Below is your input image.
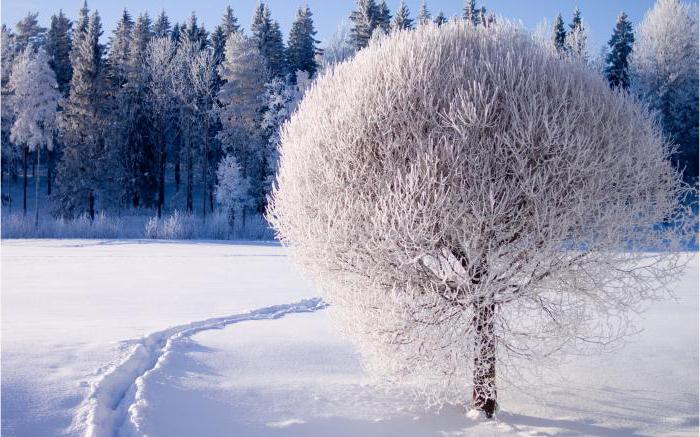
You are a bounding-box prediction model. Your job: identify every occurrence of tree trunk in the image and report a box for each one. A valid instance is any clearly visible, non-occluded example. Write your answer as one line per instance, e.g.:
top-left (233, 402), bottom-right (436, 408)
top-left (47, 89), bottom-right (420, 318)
top-left (88, 190), bottom-right (95, 221)
top-left (35, 147), bottom-right (41, 229)
top-left (186, 133), bottom-right (193, 214)
top-left (472, 301), bottom-right (497, 418)
top-left (202, 121), bottom-right (208, 221)
top-left (47, 148), bottom-right (52, 195)
top-left (158, 141), bottom-right (165, 219)
top-left (23, 146), bottom-right (28, 216)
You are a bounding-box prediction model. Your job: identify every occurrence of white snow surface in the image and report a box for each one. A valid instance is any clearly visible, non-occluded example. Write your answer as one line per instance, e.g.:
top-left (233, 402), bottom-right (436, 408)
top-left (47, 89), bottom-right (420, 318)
top-left (1, 240), bottom-right (698, 436)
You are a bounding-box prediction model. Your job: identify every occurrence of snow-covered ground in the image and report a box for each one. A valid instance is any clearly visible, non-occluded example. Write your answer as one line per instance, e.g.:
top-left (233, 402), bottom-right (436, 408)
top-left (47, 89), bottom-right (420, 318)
top-left (1, 240), bottom-right (698, 436)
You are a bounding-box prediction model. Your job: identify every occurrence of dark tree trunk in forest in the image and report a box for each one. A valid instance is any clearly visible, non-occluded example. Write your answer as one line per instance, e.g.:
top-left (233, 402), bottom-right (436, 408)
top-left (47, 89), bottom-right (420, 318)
top-left (186, 134), bottom-right (193, 213)
top-left (472, 301), bottom-right (497, 418)
top-left (47, 148), bottom-right (52, 195)
top-left (22, 147), bottom-right (28, 215)
top-left (88, 190), bottom-right (95, 221)
top-left (158, 143), bottom-right (166, 219)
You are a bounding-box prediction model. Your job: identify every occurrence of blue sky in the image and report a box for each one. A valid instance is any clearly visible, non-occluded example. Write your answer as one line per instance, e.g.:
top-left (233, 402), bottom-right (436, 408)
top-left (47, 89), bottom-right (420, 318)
top-left (0, 0), bottom-right (667, 52)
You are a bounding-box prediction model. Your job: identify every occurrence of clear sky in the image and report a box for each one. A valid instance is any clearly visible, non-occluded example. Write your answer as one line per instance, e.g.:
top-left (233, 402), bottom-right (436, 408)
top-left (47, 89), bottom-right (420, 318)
top-left (0, 0), bottom-right (676, 53)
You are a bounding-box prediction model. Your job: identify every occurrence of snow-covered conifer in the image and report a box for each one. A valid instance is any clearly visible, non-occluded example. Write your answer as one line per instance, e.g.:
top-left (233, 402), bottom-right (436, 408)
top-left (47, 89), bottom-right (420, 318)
top-left (392, 1), bottom-right (413, 31)
top-left (15, 12), bottom-right (46, 51)
top-left (434, 12), bottom-right (448, 27)
top-left (55, 11), bottom-right (108, 218)
top-left (251, 3), bottom-right (286, 78)
top-left (46, 10), bottom-right (73, 95)
top-left (350, 0), bottom-right (379, 49)
top-left (287, 6), bottom-right (320, 80)
top-left (153, 11), bottom-right (171, 39)
top-left (463, 0), bottom-right (479, 26)
top-left (376, 1), bottom-right (392, 34)
top-left (417, 1), bottom-right (432, 26)
top-left (221, 6), bottom-right (241, 37)
top-left (552, 13), bottom-right (567, 55)
top-left (215, 154), bottom-right (252, 227)
top-left (269, 22), bottom-right (693, 417)
top-left (566, 7), bottom-right (587, 60)
top-left (605, 12), bottom-right (634, 90)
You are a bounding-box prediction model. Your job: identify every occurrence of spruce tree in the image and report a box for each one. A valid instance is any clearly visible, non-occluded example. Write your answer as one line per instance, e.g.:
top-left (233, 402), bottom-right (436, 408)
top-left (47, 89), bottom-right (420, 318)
top-left (55, 11), bottom-right (108, 218)
top-left (210, 26), bottom-right (227, 64)
top-left (15, 12), bottom-right (46, 50)
top-left (552, 14), bottom-right (567, 55)
top-left (434, 11), bottom-right (447, 27)
top-left (251, 3), bottom-right (286, 78)
top-left (376, 1), bottom-right (392, 34)
top-left (181, 13), bottom-right (208, 49)
top-left (287, 6), bottom-right (320, 79)
top-left (417, 1), bottom-right (431, 26)
top-left (221, 6), bottom-right (241, 36)
top-left (108, 9), bottom-right (133, 88)
top-left (605, 12), bottom-right (634, 90)
top-left (46, 10), bottom-right (72, 95)
top-left (464, 0), bottom-right (479, 26)
top-left (153, 11), bottom-right (171, 38)
top-left (349, 0), bottom-right (379, 49)
top-left (1, 26), bottom-right (19, 204)
top-left (392, 1), bottom-right (413, 31)
top-left (171, 23), bottom-right (181, 45)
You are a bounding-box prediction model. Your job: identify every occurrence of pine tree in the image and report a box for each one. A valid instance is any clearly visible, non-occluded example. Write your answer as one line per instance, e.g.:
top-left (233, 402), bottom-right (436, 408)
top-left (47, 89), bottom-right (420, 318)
top-left (56, 11), bottom-right (108, 218)
top-left (46, 10), bottom-right (72, 95)
top-left (464, 0), bottom-right (479, 26)
top-left (251, 3), bottom-right (286, 78)
top-left (153, 11), bottom-right (171, 38)
top-left (210, 25), bottom-right (226, 64)
top-left (221, 6), bottom-right (241, 36)
top-left (567, 7), bottom-right (587, 59)
top-left (287, 6), bottom-right (320, 79)
top-left (349, 0), bottom-right (379, 49)
top-left (376, 1), bottom-right (392, 34)
top-left (552, 14), bottom-right (567, 55)
top-left (434, 11), bottom-right (448, 27)
top-left (417, 1), bottom-right (431, 26)
top-left (1, 25), bottom-right (19, 206)
top-left (605, 12), bottom-right (634, 90)
top-left (392, 1), bottom-right (413, 31)
top-left (8, 48), bottom-right (60, 226)
top-left (15, 12), bottom-right (46, 51)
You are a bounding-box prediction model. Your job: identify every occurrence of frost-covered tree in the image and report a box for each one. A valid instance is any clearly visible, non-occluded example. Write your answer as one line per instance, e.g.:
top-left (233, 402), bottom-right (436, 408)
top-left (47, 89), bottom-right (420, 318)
top-left (287, 6), bottom-right (320, 80)
top-left (8, 48), bottom-right (60, 226)
top-left (251, 3), bottom-right (286, 78)
top-left (632, 0), bottom-right (699, 185)
top-left (55, 11), bottom-right (108, 218)
top-left (107, 9), bottom-right (133, 89)
top-left (153, 11), bottom-right (171, 39)
top-left (392, 1), bottom-right (413, 31)
top-left (417, 1), bottom-right (432, 26)
top-left (217, 33), bottom-right (267, 215)
top-left (552, 13), bottom-right (567, 55)
top-left (221, 6), bottom-right (241, 36)
top-left (319, 21), bottom-right (356, 70)
top-left (463, 0), bottom-right (479, 26)
top-left (269, 22), bottom-right (693, 418)
top-left (215, 154), bottom-right (252, 227)
top-left (376, 1), bottom-right (392, 34)
top-left (350, 0), bottom-right (379, 49)
top-left (46, 10), bottom-right (73, 95)
top-left (144, 37), bottom-right (176, 217)
top-left (605, 12), bottom-right (634, 90)
top-left (181, 13), bottom-right (208, 49)
top-left (566, 7), bottom-right (587, 60)
top-left (1, 25), bottom-right (19, 204)
top-left (434, 12), bottom-right (448, 27)
top-left (15, 12), bottom-right (46, 51)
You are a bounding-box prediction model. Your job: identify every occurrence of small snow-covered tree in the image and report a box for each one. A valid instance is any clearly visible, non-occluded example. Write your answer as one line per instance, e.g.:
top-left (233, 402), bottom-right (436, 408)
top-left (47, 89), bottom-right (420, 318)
top-left (552, 14), bottom-right (567, 55)
top-left (287, 6), bottom-right (320, 80)
top-left (269, 22), bottom-right (693, 418)
top-left (9, 48), bottom-right (60, 227)
top-left (631, 0), bottom-right (699, 185)
top-left (319, 21), bottom-right (356, 70)
top-left (417, 1), bottom-right (432, 27)
top-left (215, 154), bottom-right (252, 227)
top-left (434, 12), bottom-right (448, 27)
top-left (566, 8), bottom-right (587, 61)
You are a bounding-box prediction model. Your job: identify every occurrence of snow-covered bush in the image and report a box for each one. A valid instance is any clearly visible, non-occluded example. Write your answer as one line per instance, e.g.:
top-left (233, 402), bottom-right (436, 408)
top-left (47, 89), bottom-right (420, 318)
top-left (1, 211), bottom-right (125, 238)
top-left (268, 21), bottom-right (694, 416)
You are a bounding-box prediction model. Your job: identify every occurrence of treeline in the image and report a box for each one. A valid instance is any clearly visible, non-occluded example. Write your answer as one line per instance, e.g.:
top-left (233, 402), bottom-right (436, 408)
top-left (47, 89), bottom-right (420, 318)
top-left (1, 1), bottom-right (319, 225)
top-left (0, 0), bottom-right (697, 229)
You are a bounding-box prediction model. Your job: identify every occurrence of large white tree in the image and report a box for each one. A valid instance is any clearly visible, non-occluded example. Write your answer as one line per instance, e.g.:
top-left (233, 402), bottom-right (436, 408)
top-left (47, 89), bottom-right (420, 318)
top-left (631, 0), bottom-right (699, 184)
top-left (268, 22), bottom-right (693, 417)
top-left (8, 48), bottom-right (60, 227)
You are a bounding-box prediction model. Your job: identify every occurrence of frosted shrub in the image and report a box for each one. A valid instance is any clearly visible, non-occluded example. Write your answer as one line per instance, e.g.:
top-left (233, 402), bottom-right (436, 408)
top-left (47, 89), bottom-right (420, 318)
top-left (268, 22), bottom-right (694, 416)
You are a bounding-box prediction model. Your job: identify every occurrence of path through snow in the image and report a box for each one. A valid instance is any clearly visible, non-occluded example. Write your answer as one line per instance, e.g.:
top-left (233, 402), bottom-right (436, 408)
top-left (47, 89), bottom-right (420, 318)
top-left (71, 298), bottom-right (327, 437)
